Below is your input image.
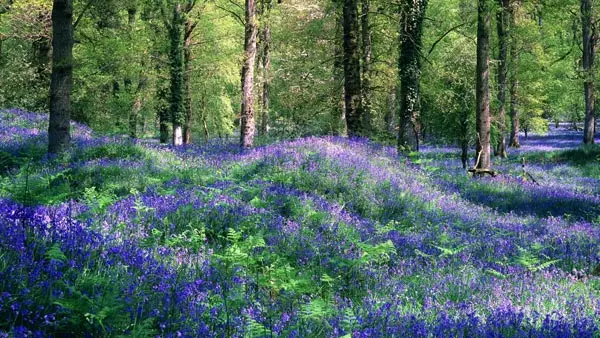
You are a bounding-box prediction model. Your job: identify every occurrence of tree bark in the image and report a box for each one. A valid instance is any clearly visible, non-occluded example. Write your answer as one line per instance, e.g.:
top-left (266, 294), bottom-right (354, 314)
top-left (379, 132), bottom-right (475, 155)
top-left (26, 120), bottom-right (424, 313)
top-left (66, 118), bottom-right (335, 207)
top-left (240, 0), bottom-right (258, 148)
top-left (360, 0), bottom-right (372, 133)
top-left (508, 4), bottom-right (520, 148)
top-left (398, 0), bottom-right (427, 152)
top-left (342, 0), bottom-right (363, 137)
top-left (475, 0), bottom-right (491, 169)
top-left (158, 85), bottom-right (170, 143)
top-left (582, 0), bottom-right (597, 144)
top-left (169, 4), bottom-right (185, 146)
top-left (258, 0), bottom-right (272, 137)
top-left (333, 1), bottom-right (347, 136)
top-left (495, 0), bottom-right (509, 158)
top-left (183, 18), bottom-right (197, 144)
top-left (48, 0), bottom-right (73, 154)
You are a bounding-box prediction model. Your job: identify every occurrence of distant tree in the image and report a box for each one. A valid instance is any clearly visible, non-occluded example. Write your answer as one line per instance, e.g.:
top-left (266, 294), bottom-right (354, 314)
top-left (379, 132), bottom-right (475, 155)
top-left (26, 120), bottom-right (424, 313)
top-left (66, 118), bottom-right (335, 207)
top-left (342, 0), bottom-right (363, 137)
top-left (581, 0), bottom-right (597, 144)
top-left (48, 0), bottom-right (73, 154)
top-left (240, 0), bottom-right (258, 148)
top-left (398, 0), bottom-right (427, 152)
top-left (475, 0), bottom-right (491, 169)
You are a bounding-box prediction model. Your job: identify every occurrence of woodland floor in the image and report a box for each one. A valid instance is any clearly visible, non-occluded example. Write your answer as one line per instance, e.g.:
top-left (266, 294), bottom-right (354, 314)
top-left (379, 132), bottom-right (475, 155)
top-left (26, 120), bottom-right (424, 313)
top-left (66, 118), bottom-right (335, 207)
top-left (1, 109), bottom-right (600, 337)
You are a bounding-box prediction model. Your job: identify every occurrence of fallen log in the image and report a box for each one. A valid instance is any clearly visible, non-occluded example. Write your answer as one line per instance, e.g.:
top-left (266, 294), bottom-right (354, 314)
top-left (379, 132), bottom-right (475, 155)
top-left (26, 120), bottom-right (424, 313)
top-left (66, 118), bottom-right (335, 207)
top-left (468, 168), bottom-right (498, 177)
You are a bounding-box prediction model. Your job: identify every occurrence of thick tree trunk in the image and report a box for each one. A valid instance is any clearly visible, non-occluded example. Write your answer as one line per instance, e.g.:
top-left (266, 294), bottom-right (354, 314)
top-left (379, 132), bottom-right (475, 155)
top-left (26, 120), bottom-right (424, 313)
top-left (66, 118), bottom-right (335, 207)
top-left (342, 0), bottom-right (363, 137)
top-left (48, 0), bottom-right (73, 154)
top-left (360, 0), bottom-right (372, 133)
top-left (582, 0), bottom-right (597, 144)
top-left (398, 0), bottom-right (427, 152)
top-left (169, 4), bottom-right (185, 146)
top-left (240, 0), bottom-right (258, 148)
top-left (495, 0), bottom-right (509, 158)
top-left (183, 18), bottom-right (197, 144)
top-left (475, 0), bottom-right (491, 169)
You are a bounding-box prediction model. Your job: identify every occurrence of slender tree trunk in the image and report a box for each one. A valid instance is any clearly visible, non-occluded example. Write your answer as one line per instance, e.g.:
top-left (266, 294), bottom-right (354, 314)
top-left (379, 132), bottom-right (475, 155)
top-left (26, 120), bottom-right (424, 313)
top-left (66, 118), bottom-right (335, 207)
top-left (183, 18), bottom-right (197, 144)
top-left (169, 4), bottom-right (185, 146)
top-left (384, 87), bottom-right (397, 134)
top-left (201, 88), bottom-right (209, 141)
top-left (495, 0), bottom-right (509, 157)
top-left (582, 0), bottom-right (597, 144)
top-left (475, 0), bottom-right (491, 169)
top-left (398, 0), bottom-right (427, 152)
top-left (240, 0), bottom-right (258, 148)
top-left (32, 37), bottom-right (51, 80)
top-left (127, 5), bottom-right (141, 139)
top-left (342, 0), bottom-right (363, 137)
top-left (333, 2), bottom-right (347, 136)
top-left (48, 0), bottom-right (73, 154)
top-left (360, 0), bottom-right (372, 133)
top-left (259, 0), bottom-right (272, 137)
top-left (508, 6), bottom-right (520, 148)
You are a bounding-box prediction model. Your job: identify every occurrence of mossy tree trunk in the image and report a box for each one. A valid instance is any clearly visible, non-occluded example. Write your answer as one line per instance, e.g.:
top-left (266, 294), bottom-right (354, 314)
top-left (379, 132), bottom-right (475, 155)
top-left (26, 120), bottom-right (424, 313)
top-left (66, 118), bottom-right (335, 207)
top-left (398, 0), bottom-right (427, 152)
top-left (342, 0), bottom-right (363, 137)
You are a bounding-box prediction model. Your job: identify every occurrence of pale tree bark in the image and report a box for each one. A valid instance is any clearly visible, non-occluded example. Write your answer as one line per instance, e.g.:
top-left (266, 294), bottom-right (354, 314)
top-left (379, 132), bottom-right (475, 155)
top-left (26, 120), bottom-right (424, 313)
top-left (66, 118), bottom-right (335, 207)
top-left (360, 0), bottom-right (372, 133)
top-left (398, 0), bottom-right (427, 152)
top-left (48, 0), bottom-right (73, 154)
top-left (342, 0), bottom-right (363, 137)
top-left (582, 0), bottom-right (597, 144)
top-left (240, 0), bottom-right (258, 148)
top-left (495, 0), bottom-right (509, 157)
top-left (475, 0), bottom-right (491, 169)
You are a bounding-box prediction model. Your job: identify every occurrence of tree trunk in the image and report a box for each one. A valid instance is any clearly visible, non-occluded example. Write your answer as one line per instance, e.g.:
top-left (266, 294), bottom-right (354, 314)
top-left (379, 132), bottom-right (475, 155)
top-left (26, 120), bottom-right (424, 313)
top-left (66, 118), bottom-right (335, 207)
top-left (398, 0), bottom-right (427, 152)
top-left (360, 0), bottom-right (372, 134)
top-left (475, 0), bottom-right (491, 169)
top-left (48, 0), bottom-right (73, 154)
top-left (240, 0), bottom-right (258, 148)
top-left (127, 5), bottom-right (141, 139)
top-left (384, 87), bottom-right (397, 134)
top-left (495, 0), bottom-right (509, 158)
top-left (183, 18), bottom-right (197, 144)
top-left (508, 5), bottom-right (520, 148)
top-left (582, 0), bottom-right (597, 144)
top-left (333, 1), bottom-right (347, 136)
top-left (159, 85), bottom-right (170, 143)
top-left (342, 0), bottom-right (363, 137)
top-left (169, 4), bottom-right (185, 146)
top-left (259, 0), bottom-right (272, 137)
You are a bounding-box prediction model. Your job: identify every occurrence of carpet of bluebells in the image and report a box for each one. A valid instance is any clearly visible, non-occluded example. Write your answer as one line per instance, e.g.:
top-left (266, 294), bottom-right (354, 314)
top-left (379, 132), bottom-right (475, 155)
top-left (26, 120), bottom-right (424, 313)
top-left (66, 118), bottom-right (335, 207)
top-left (1, 108), bottom-right (600, 337)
